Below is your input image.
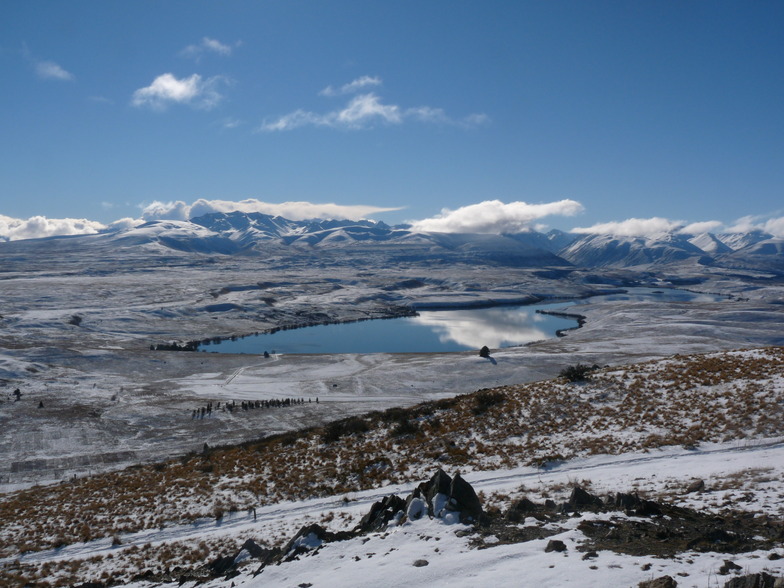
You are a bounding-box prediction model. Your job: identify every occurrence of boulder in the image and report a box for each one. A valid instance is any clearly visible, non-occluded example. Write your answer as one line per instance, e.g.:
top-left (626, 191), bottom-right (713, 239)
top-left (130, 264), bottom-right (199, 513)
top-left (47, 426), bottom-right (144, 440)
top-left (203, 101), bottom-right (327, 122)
top-left (354, 494), bottom-right (406, 533)
top-left (419, 469), bottom-right (453, 517)
top-left (208, 554), bottom-right (236, 576)
top-left (719, 560), bottom-right (742, 575)
top-left (639, 577), bottom-right (677, 588)
top-left (723, 573), bottom-right (782, 588)
top-left (562, 487), bottom-right (604, 512)
top-left (448, 472), bottom-right (483, 523)
top-left (545, 539), bottom-right (567, 552)
top-left (239, 538), bottom-right (265, 559)
top-left (613, 492), bottom-right (663, 517)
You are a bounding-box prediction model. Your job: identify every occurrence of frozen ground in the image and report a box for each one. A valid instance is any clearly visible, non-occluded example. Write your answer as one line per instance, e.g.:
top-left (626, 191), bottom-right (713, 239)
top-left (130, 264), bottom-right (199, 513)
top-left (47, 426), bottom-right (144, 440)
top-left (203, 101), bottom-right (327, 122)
top-left (6, 440), bottom-right (784, 587)
top-left (1, 244), bottom-right (783, 491)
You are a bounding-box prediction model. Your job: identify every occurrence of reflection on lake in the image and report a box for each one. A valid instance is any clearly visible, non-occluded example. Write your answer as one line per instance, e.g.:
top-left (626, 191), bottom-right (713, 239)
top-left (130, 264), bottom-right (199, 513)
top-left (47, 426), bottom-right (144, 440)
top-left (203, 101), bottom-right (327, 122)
top-left (207, 287), bottom-right (726, 355)
top-left (410, 307), bottom-right (570, 349)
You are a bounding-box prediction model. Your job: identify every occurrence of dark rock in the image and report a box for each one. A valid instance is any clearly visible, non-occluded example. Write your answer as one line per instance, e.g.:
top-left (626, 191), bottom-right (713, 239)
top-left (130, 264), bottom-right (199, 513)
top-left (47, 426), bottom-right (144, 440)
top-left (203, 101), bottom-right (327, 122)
top-left (449, 472), bottom-right (483, 523)
top-left (412, 559), bottom-right (429, 567)
top-left (562, 486), bottom-right (603, 512)
top-left (614, 492), bottom-right (663, 517)
top-left (510, 497), bottom-right (538, 514)
top-left (638, 576), bottom-right (677, 588)
top-left (404, 487), bottom-right (428, 522)
top-left (687, 528), bottom-right (742, 551)
top-left (723, 572), bottom-right (780, 588)
top-left (355, 494), bottom-right (406, 533)
top-left (719, 560), bottom-right (743, 575)
top-left (545, 539), bottom-right (567, 552)
top-left (208, 554), bottom-right (236, 576)
top-left (686, 479), bottom-right (705, 493)
top-left (419, 469), bottom-right (452, 517)
top-left (768, 552), bottom-right (782, 561)
top-left (582, 550), bottom-right (598, 560)
top-left (240, 539), bottom-right (264, 558)
top-left (505, 498), bottom-right (539, 523)
top-left (281, 523), bottom-right (332, 561)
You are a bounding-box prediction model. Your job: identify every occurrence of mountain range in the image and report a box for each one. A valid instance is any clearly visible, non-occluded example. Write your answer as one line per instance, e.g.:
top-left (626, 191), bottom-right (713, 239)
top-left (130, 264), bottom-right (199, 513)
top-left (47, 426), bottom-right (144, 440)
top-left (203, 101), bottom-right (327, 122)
top-left (3, 211), bottom-right (783, 272)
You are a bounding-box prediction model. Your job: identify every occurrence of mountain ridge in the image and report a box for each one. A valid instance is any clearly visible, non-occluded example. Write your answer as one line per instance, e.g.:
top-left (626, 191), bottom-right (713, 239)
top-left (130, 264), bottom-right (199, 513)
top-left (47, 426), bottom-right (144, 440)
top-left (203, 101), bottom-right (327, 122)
top-left (1, 210), bottom-right (781, 271)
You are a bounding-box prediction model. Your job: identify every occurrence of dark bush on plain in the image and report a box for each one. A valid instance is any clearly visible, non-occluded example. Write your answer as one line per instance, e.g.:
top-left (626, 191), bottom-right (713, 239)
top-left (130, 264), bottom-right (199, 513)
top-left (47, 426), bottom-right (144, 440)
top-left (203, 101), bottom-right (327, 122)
top-left (473, 389), bottom-right (506, 415)
top-left (559, 364), bottom-right (594, 382)
top-left (322, 416), bottom-right (370, 443)
top-left (391, 419), bottom-right (419, 437)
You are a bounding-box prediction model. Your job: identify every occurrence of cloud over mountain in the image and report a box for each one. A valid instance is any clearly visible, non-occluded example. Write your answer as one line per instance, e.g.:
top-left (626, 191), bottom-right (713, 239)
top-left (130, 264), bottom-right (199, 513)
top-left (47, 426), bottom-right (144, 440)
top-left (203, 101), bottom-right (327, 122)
top-left (572, 215), bottom-right (784, 239)
top-left (409, 199), bottom-right (584, 234)
top-left (571, 217), bottom-right (686, 238)
top-left (0, 215), bottom-right (105, 241)
top-left (727, 214), bottom-right (784, 237)
top-left (140, 198), bottom-right (402, 222)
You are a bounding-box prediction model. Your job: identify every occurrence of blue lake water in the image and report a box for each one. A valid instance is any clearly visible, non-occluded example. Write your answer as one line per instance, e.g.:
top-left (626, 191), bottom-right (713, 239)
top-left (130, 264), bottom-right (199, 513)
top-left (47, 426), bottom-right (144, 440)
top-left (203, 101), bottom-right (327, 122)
top-left (205, 287), bottom-right (725, 355)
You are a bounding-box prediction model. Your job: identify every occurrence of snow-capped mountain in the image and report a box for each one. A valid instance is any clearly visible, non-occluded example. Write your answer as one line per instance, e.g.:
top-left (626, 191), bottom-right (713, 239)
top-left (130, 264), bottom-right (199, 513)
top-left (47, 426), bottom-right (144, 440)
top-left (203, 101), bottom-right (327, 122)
top-left (717, 229), bottom-right (773, 251)
top-left (558, 232), bottom-right (708, 268)
top-left (719, 237), bottom-right (784, 270)
top-left (1, 211), bottom-right (781, 272)
top-left (688, 232), bottom-right (733, 255)
top-left (100, 212), bottom-right (569, 267)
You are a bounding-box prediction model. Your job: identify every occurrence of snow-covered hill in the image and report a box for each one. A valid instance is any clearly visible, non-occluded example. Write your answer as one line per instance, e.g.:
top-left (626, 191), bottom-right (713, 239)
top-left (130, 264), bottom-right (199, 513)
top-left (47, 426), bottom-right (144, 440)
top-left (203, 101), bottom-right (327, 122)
top-left (2, 347), bottom-right (783, 587)
top-left (558, 232), bottom-right (708, 268)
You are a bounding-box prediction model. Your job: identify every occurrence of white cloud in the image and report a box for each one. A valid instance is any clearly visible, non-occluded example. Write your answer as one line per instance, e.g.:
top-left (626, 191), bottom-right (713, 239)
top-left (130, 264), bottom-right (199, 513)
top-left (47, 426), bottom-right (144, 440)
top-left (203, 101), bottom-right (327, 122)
top-left (405, 106), bottom-right (449, 124)
top-left (320, 76), bottom-right (382, 97)
top-left (35, 60), bottom-right (74, 81)
top-left (140, 198), bottom-right (403, 222)
top-left (409, 199), bottom-right (584, 234)
top-left (260, 77), bottom-right (489, 132)
top-left (679, 220), bottom-right (723, 235)
top-left (337, 93), bottom-right (402, 126)
top-left (725, 214), bottom-right (784, 238)
top-left (571, 217), bottom-right (686, 238)
top-left (725, 215), bottom-right (761, 234)
top-left (0, 215), bottom-right (105, 241)
top-left (260, 93), bottom-right (402, 131)
top-left (461, 113), bottom-right (491, 128)
top-left (107, 217), bottom-right (143, 231)
top-left (180, 37), bottom-right (233, 59)
top-left (221, 117), bottom-right (243, 129)
top-left (763, 217), bottom-right (784, 237)
top-left (131, 73), bottom-right (226, 110)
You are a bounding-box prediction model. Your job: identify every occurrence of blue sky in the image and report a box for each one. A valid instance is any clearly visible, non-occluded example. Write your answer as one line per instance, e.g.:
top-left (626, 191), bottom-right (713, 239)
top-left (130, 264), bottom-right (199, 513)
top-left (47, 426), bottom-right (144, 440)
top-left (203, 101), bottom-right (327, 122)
top-left (1, 1), bottom-right (783, 240)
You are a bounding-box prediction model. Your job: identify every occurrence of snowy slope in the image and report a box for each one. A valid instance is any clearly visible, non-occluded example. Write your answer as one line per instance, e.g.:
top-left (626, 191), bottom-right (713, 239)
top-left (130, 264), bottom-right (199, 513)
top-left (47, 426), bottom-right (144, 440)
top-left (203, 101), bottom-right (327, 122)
top-left (3, 347), bottom-right (784, 587)
top-left (688, 232), bottom-right (732, 254)
top-left (559, 232), bottom-right (708, 268)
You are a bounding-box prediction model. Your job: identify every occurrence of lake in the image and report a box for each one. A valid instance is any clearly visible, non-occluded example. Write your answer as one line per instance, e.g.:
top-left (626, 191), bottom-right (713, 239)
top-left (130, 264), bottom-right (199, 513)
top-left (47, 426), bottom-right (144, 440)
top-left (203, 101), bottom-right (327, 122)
top-left (205, 287), bottom-right (725, 355)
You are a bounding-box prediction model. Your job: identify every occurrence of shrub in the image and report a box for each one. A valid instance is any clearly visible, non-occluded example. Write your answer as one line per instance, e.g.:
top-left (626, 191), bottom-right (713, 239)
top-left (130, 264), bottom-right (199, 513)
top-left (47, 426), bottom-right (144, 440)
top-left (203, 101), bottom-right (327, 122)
top-left (473, 389), bottom-right (506, 415)
top-left (322, 416), bottom-right (370, 443)
top-left (391, 419), bottom-right (419, 437)
top-left (559, 364), bottom-right (594, 382)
